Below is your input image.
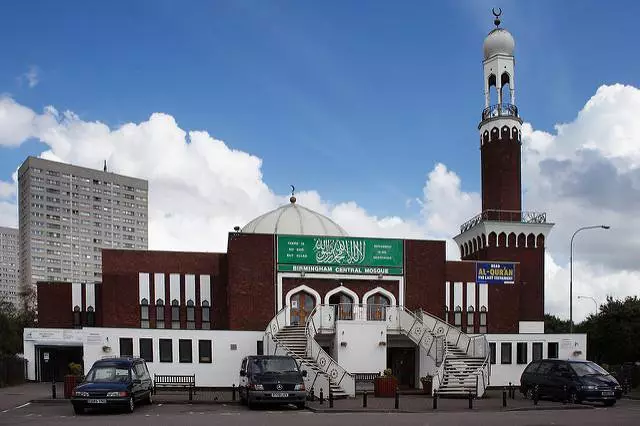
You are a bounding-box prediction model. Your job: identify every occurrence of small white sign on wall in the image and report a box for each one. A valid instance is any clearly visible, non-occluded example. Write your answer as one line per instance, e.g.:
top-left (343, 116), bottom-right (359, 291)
top-left (291, 300), bottom-right (298, 309)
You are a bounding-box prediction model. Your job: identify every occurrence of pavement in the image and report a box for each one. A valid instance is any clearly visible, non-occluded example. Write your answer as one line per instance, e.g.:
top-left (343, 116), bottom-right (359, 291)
top-left (1, 400), bottom-right (640, 426)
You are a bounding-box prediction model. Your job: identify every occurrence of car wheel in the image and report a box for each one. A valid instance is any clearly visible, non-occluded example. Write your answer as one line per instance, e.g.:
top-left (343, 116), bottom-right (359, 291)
top-left (144, 390), bottom-right (153, 405)
top-left (296, 402), bottom-right (305, 410)
top-left (72, 404), bottom-right (84, 415)
top-left (127, 397), bottom-right (135, 413)
top-left (604, 400), bottom-right (616, 407)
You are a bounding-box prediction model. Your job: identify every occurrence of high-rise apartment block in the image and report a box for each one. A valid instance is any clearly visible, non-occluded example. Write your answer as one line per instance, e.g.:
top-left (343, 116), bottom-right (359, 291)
top-left (18, 157), bottom-right (148, 293)
top-left (0, 226), bottom-right (19, 307)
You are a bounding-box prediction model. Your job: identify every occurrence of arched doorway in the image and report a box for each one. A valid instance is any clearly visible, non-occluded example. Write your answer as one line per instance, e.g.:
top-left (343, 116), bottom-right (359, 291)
top-left (366, 293), bottom-right (390, 321)
top-left (290, 291), bottom-right (316, 325)
top-left (328, 291), bottom-right (355, 320)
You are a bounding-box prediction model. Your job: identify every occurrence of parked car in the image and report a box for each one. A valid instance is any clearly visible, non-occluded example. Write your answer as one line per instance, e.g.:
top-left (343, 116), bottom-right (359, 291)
top-left (70, 357), bottom-right (153, 414)
top-left (239, 355), bottom-right (307, 409)
top-left (520, 358), bottom-right (622, 406)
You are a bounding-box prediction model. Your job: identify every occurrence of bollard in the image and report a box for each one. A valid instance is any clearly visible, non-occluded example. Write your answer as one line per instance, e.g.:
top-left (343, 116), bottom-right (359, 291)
top-left (508, 382), bottom-right (512, 399)
top-left (502, 387), bottom-right (507, 407)
top-left (320, 388), bottom-right (324, 405)
top-left (363, 390), bottom-right (368, 408)
top-left (395, 388), bottom-right (399, 410)
top-left (310, 387), bottom-right (315, 401)
top-left (51, 378), bottom-right (56, 399)
top-left (533, 386), bottom-right (539, 406)
top-left (232, 384), bottom-right (236, 401)
top-left (329, 390), bottom-right (334, 408)
top-left (468, 390), bottom-right (473, 409)
top-left (432, 390), bottom-right (437, 410)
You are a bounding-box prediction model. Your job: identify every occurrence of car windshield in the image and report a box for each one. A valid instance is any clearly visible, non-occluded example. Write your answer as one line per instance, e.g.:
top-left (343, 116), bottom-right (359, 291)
top-left (570, 362), bottom-right (608, 376)
top-left (85, 365), bottom-right (130, 382)
top-left (251, 357), bottom-right (299, 374)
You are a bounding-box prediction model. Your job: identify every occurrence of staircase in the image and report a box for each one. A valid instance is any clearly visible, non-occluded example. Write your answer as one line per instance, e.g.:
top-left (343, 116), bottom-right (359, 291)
top-left (275, 325), bottom-right (350, 399)
top-left (436, 343), bottom-right (486, 397)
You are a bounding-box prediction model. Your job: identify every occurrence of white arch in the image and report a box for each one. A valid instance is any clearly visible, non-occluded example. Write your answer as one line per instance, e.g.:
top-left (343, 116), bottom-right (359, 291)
top-left (324, 285), bottom-right (360, 305)
top-left (362, 287), bottom-right (397, 306)
top-left (285, 284), bottom-right (322, 308)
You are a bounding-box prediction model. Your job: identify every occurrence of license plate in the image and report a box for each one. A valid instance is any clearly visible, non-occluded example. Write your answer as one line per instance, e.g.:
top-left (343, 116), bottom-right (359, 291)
top-left (271, 392), bottom-right (289, 398)
top-left (88, 399), bottom-right (107, 404)
top-left (602, 391), bottom-right (614, 396)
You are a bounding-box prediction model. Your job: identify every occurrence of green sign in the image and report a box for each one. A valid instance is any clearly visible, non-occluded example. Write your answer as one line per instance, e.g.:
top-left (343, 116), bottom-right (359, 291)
top-left (277, 264), bottom-right (404, 276)
top-left (277, 235), bottom-right (403, 275)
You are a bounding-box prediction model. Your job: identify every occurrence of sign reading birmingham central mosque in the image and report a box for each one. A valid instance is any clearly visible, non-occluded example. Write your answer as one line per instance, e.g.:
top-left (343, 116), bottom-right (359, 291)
top-left (277, 235), bottom-right (404, 276)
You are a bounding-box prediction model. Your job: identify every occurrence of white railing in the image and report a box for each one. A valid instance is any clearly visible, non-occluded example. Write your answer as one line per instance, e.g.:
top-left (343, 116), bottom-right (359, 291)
top-left (306, 305), bottom-right (356, 396)
top-left (386, 306), bottom-right (444, 365)
top-left (264, 307), bottom-right (330, 397)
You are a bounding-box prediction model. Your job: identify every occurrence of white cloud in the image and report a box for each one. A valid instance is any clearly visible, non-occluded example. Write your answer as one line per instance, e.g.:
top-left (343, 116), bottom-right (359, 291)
top-left (0, 84), bottom-right (639, 322)
top-left (19, 65), bottom-right (40, 88)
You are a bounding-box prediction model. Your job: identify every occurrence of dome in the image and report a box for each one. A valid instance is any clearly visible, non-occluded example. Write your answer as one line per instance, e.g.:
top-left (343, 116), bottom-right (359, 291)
top-left (483, 28), bottom-right (515, 60)
top-left (241, 196), bottom-right (349, 237)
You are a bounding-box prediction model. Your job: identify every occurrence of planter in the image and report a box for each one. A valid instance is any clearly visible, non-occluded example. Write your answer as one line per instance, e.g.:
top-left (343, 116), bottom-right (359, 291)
top-left (374, 376), bottom-right (398, 397)
top-left (64, 375), bottom-right (82, 399)
top-left (421, 378), bottom-right (433, 395)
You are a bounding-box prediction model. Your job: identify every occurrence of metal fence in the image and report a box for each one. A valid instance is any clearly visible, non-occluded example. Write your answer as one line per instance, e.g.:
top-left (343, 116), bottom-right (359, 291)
top-left (0, 356), bottom-right (27, 388)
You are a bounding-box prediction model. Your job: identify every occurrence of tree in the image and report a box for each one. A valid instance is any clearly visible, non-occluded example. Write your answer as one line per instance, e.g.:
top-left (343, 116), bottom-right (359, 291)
top-left (544, 314), bottom-right (571, 333)
top-left (0, 293), bottom-right (36, 356)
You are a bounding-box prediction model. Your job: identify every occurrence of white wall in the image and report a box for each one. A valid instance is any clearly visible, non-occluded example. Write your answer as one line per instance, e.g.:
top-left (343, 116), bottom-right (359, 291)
top-left (418, 346), bottom-right (437, 389)
top-left (486, 333), bottom-right (587, 387)
top-left (334, 321), bottom-right (386, 374)
top-left (24, 327), bottom-right (263, 387)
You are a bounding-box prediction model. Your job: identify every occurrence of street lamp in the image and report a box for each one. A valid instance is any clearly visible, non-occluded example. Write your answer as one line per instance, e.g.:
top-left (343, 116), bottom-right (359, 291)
top-left (577, 295), bottom-right (598, 317)
top-left (570, 225), bottom-right (610, 333)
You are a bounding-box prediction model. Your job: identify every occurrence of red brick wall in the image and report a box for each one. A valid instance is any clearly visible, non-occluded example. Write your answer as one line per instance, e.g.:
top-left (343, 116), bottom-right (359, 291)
top-left (404, 240), bottom-right (446, 318)
top-left (463, 246), bottom-right (538, 332)
top-left (281, 278), bottom-right (399, 304)
top-left (227, 233), bottom-right (275, 331)
top-left (101, 249), bottom-right (227, 329)
top-left (37, 282), bottom-right (72, 328)
top-left (481, 126), bottom-right (522, 212)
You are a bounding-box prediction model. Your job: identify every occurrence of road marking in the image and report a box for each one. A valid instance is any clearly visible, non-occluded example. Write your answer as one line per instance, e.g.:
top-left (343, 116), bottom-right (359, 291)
top-left (1, 410), bottom-right (9, 413)
top-left (14, 403), bottom-right (31, 410)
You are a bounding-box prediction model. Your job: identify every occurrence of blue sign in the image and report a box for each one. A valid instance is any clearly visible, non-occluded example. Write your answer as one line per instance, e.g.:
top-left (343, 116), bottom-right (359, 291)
top-left (476, 262), bottom-right (515, 284)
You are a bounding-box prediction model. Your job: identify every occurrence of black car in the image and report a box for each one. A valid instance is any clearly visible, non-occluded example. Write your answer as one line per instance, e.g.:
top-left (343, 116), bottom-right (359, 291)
top-left (239, 355), bottom-right (308, 409)
top-left (520, 358), bottom-right (622, 406)
top-left (71, 357), bottom-right (153, 414)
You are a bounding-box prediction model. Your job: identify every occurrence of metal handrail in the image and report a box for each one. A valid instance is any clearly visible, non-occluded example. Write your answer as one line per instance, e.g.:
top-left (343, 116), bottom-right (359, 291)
top-left (305, 305), bottom-right (355, 394)
top-left (481, 103), bottom-right (518, 121)
top-left (460, 209), bottom-right (548, 233)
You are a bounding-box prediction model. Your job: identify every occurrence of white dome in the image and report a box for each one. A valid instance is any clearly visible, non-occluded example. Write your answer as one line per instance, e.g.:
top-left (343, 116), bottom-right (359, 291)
top-left (241, 197), bottom-right (348, 237)
top-left (483, 28), bottom-right (515, 60)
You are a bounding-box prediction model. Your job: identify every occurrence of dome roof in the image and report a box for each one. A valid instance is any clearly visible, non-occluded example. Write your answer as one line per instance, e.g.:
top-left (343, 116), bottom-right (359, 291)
top-left (483, 27), bottom-right (515, 60)
top-left (241, 196), bottom-right (348, 237)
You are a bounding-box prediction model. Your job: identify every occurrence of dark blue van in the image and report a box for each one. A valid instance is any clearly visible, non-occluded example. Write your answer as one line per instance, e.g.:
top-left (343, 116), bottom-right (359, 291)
top-left (70, 357), bottom-right (152, 414)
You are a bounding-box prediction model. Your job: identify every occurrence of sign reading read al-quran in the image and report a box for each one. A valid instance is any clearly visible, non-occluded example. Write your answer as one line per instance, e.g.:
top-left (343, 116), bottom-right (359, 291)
top-left (476, 262), bottom-right (516, 284)
top-left (277, 236), bottom-right (404, 276)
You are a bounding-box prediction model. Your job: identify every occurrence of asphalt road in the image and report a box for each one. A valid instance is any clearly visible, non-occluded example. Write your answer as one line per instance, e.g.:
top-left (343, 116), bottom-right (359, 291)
top-left (1, 400), bottom-right (640, 426)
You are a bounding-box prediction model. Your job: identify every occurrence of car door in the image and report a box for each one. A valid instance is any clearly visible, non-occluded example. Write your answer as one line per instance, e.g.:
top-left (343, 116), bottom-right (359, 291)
top-left (140, 362), bottom-right (153, 394)
top-left (535, 360), bottom-right (554, 397)
top-left (132, 362), bottom-right (145, 400)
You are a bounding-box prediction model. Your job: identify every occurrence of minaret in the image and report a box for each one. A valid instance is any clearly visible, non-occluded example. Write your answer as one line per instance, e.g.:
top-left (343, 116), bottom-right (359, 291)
top-left (453, 10), bottom-right (554, 331)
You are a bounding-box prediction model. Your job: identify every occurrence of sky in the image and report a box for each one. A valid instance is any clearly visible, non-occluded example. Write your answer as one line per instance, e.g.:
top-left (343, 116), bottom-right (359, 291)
top-left (1, 0), bottom-right (639, 322)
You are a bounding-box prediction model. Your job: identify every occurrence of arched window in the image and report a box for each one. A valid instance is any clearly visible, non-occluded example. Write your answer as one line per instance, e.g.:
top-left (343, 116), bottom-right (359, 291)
top-left (479, 306), bottom-right (488, 334)
top-left (466, 306), bottom-right (475, 334)
top-left (367, 293), bottom-right (390, 321)
top-left (186, 300), bottom-right (195, 329)
top-left (454, 306), bottom-right (462, 329)
top-left (86, 306), bottom-right (95, 327)
top-left (140, 298), bottom-right (149, 328)
top-left (156, 299), bottom-right (165, 329)
top-left (328, 290), bottom-right (355, 320)
top-left (171, 299), bottom-right (180, 329)
top-left (73, 305), bottom-right (81, 328)
top-left (201, 300), bottom-right (211, 330)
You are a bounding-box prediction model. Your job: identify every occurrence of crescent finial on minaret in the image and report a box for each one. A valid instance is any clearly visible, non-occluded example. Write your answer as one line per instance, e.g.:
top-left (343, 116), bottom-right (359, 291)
top-left (290, 185), bottom-right (296, 203)
top-left (492, 7), bottom-right (502, 27)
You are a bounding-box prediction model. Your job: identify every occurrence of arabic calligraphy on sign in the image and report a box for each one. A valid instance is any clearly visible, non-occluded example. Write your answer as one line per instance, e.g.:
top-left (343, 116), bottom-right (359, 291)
top-left (314, 238), bottom-right (366, 265)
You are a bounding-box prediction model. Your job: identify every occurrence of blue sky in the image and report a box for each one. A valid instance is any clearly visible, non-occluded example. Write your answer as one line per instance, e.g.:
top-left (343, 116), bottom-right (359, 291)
top-left (1, 0), bottom-right (639, 217)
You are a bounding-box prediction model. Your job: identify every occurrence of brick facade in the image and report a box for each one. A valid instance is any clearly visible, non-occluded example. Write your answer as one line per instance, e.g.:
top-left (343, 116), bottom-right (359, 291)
top-left (36, 282), bottom-right (73, 328)
top-left (404, 240), bottom-right (447, 319)
top-left (481, 126), bottom-right (522, 212)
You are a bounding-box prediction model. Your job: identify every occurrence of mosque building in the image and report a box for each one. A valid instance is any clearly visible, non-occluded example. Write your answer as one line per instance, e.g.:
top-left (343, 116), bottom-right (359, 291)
top-left (23, 11), bottom-right (585, 397)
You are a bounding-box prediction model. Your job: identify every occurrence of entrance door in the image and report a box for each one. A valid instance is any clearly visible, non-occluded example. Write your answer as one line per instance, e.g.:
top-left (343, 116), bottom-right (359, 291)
top-left (328, 292), bottom-right (354, 320)
top-left (388, 347), bottom-right (416, 389)
top-left (290, 292), bottom-right (316, 325)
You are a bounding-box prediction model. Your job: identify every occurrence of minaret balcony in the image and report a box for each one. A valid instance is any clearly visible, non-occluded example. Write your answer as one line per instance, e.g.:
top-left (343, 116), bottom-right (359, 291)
top-left (459, 209), bottom-right (547, 234)
top-left (481, 103), bottom-right (518, 121)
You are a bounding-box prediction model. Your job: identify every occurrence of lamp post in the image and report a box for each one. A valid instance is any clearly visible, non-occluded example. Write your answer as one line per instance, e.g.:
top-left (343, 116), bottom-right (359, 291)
top-left (577, 295), bottom-right (598, 317)
top-left (570, 225), bottom-right (610, 333)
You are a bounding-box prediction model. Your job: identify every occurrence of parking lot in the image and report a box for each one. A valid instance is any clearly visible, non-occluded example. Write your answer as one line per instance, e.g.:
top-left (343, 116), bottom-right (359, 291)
top-left (2, 399), bottom-right (640, 426)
